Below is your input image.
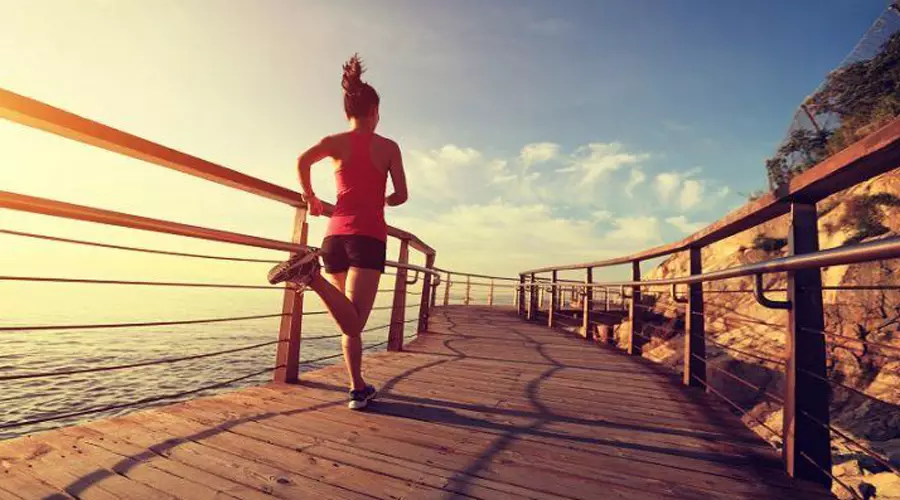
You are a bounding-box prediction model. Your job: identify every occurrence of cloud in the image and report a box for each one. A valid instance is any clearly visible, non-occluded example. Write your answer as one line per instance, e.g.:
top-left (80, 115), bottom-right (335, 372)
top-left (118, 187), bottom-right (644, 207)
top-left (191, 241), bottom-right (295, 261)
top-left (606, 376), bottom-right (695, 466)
top-left (655, 172), bottom-right (682, 201)
top-left (606, 216), bottom-right (660, 243)
top-left (570, 142), bottom-right (650, 185)
top-left (391, 201), bottom-right (628, 276)
top-left (625, 168), bottom-right (646, 197)
top-left (678, 179), bottom-right (705, 210)
top-left (665, 215), bottom-right (707, 234)
top-left (519, 142), bottom-right (560, 167)
top-left (592, 210), bottom-right (613, 222)
top-left (653, 168), bottom-right (710, 210)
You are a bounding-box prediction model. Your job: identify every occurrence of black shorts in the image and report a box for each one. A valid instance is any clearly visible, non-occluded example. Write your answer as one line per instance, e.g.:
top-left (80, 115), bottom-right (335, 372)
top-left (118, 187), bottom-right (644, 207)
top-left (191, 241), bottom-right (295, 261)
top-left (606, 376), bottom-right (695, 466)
top-left (321, 235), bottom-right (387, 274)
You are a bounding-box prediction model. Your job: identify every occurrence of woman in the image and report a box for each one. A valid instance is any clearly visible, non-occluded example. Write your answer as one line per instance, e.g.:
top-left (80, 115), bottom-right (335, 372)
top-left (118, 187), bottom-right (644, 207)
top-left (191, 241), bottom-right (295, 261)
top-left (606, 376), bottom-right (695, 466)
top-left (268, 54), bottom-right (408, 410)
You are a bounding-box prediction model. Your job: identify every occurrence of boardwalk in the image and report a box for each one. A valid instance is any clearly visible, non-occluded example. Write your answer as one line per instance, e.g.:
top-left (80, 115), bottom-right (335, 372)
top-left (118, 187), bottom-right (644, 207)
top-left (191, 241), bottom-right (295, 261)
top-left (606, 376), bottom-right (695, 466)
top-left (0, 306), bottom-right (829, 499)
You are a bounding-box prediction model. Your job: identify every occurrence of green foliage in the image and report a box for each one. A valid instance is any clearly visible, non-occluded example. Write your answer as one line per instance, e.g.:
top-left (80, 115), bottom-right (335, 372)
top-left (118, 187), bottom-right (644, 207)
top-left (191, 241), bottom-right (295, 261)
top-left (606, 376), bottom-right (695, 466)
top-left (766, 31), bottom-right (900, 190)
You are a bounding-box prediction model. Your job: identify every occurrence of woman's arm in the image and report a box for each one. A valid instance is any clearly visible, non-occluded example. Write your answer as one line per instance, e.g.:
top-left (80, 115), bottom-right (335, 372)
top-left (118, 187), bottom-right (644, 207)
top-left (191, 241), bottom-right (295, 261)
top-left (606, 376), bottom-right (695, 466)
top-left (298, 137), bottom-right (334, 215)
top-left (386, 141), bottom-right (408, 207)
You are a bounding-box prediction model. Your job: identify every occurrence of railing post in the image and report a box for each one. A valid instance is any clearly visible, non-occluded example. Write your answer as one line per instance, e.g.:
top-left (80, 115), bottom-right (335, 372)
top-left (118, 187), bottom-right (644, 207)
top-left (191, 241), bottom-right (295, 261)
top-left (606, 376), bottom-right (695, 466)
top-left (605, 287), bottom-right (610, 311)
top-left (443, 272), bottom-right (451, 306)
top-left (684, 247), bottom-right (706, 388)
top-left (430, 272), bottom-right (438, 310)
top-left (548, 270), bottom-right (558, 328)
top-left (488, 279), bottom-right (494, 306)
top-left (465, 275), bottom-right (471, 305)
top-left (783, 202), bottom-right (831, 488)
top-left (518, 275), bottom-right (526, 316)
top-left (527, 273), bottom-right (537, 321)
top-left (274, 207), bottom-right (308, 384)
top-left (417, 253), bottom-right (436, 334)
top-left (388, 239), bottom-right (410, 352)
top-left (627, 260), bottom-right (642, 356)
top-left (582, 268), bottom-right (593, 340)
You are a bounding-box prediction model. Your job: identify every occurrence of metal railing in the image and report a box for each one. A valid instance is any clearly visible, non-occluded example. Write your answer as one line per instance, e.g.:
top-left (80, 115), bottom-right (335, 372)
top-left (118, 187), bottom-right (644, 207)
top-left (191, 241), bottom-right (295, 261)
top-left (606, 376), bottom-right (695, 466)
top-left (517, 116), bottom-right (900, 495)
top-left (0, 88), bottom-right (442, 435)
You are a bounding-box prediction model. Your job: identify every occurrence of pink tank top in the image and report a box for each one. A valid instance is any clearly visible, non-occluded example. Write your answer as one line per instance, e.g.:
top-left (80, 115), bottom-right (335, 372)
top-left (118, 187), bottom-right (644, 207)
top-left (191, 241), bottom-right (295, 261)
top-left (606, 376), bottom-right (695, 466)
top-left (325, 133), bottom-right (388, 241)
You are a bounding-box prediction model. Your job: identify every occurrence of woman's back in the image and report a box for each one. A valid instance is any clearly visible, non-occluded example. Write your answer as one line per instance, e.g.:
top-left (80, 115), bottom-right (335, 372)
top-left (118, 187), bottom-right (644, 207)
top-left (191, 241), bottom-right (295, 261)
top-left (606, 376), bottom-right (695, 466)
top-left (326, 131), bottom-right (392, 241)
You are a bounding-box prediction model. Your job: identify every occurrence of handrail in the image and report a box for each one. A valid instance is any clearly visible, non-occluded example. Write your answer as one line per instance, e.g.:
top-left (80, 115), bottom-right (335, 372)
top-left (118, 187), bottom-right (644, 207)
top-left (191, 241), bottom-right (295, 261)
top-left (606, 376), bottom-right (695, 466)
top-left (519, 236), bottom-right (900, 289)
top-left (434, 268), bottom-right (519, 281)
top-left (522, 117), bottom-right (900, 275)
top-left (0, 87), bottom-right (435, 256)
top-left (0, 190), bottom-right (439, 282)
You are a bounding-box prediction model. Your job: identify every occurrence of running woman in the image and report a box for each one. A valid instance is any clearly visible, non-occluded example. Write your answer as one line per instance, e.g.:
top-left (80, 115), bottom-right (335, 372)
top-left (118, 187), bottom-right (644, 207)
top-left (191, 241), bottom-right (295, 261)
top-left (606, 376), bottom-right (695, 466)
top-left (268, 54), bottom-right (408, 410)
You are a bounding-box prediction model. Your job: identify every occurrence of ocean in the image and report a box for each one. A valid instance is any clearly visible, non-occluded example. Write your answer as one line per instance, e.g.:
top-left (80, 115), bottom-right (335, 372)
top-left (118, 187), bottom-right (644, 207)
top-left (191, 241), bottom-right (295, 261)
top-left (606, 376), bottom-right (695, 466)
top-left (0, 280), bottom-right (510, 441)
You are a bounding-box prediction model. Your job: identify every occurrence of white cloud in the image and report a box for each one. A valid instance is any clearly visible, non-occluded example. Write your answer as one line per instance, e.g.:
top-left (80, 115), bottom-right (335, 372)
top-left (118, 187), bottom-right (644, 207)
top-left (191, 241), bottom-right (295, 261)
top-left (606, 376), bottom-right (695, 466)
top-left (606, 216), bottom-right (660, 243)
top-left (654, 172), bottom-right (682, 201)
top-left (625, 168), bottom-right (646, 197)
top-left (519, 142), bottom-right (560, 167)
top-left (571, 142), bottom-right (650, 185)
top-left (678, 179), bottom-right (705, 210)
top-left (592, 210), bottom-right (613, 222)
top-left (391, 201), bottom-right (628, 276)
top-left (665, 215), bottom-right (707, 234)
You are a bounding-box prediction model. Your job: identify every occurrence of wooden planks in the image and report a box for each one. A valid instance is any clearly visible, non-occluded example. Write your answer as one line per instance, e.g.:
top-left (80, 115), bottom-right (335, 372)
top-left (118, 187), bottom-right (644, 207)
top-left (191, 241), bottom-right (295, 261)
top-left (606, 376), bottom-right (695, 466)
top-left (0, 306), bottom-right (830, 499)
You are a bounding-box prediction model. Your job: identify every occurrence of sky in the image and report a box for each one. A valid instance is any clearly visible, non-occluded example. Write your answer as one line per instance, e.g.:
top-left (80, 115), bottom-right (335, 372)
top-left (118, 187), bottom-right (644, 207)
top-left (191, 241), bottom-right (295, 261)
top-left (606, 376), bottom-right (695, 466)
top-left (0, 0), bottom-right (890, 284)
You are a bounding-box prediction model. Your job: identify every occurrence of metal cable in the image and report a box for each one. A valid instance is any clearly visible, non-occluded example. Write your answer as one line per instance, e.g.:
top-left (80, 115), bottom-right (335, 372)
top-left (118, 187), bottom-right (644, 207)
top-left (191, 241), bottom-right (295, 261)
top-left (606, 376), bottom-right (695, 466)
top-left (0, 228), bottom-right (281, 263)
top-left (689, 374), bottom-right (781, 445)
top-left (798, 451), bottom-right (863, 500)
top-left (793, 367), bottom-right (900, 476)
top-left (0, 366), bottom-right (277, 431)
top-left (0, 312), bottom-right (301, 332)
top-left (693, 353), bottom-right (784, 404)
top-left (697, 334), bottom-right (786, 366)
top-left (0, 340), bottom-right (282, 381)
top-left (800, 327), bottom-right (900, 356)
top-left (0, 275), bottom-right (282, 290)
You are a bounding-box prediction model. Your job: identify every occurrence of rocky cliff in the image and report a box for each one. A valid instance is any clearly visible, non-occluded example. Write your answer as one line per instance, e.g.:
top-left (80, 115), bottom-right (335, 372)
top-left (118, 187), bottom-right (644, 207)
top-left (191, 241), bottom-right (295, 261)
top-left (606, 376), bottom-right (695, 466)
top-left (633, 168), bottom-right (900, 498)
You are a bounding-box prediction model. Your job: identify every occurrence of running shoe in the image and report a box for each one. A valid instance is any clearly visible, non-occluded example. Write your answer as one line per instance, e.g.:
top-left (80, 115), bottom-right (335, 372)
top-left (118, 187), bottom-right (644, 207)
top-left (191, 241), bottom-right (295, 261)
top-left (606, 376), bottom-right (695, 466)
top-left (267, 248), bottom-right (321, 292)
top-left (348, 384), bottom-right (377, 410)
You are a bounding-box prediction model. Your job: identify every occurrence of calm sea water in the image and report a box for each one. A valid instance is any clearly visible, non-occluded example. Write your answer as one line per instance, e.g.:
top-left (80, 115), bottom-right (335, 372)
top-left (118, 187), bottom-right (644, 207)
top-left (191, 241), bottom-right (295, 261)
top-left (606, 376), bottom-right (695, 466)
top-left (0, 281), bottom-right (508, 441)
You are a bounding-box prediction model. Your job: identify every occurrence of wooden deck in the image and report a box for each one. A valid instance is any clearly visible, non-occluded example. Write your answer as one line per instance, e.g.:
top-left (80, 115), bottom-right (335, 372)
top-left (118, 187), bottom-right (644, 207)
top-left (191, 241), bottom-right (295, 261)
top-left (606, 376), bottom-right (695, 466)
top-left (0, 306), bottom-right (829, 499)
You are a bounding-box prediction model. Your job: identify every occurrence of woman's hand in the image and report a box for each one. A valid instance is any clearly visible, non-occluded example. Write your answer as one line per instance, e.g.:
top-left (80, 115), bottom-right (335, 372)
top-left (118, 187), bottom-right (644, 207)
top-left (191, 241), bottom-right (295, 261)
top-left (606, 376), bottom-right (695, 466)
top-left (304, 193), bottom-right (324, 216)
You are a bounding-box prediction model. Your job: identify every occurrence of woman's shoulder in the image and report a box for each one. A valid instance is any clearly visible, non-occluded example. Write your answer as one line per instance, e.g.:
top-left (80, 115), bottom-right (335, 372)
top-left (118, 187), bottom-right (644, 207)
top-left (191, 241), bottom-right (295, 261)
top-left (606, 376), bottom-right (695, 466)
top-left (373, 133), bottom-right (400, 151)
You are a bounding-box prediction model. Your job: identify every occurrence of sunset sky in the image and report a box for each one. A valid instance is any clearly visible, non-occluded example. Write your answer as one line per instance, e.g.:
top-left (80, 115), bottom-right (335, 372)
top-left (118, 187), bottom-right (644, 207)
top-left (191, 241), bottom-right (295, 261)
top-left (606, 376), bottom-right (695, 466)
top-left (0, 1), bottom-right (888, 283)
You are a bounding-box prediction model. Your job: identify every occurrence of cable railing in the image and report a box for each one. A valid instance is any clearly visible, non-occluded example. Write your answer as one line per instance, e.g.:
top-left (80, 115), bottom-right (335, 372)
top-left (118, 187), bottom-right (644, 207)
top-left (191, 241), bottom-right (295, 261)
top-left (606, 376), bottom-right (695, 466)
top-left (0, 88), bottom-right (444, 439)
top-left (516, 116), bottom-right (900, 495)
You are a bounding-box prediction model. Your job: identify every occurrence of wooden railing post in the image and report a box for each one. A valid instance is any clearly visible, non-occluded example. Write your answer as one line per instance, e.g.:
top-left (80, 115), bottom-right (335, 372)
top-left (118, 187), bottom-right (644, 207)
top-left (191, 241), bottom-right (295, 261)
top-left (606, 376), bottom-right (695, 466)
top-left (582, 268), bottom-right (593, 340)
top-left (443, 272), bottom-right (451, 306)
top-left (684, 247), bottom-right (706, 388)
top-left (518, 275), bottom-right (526, 316)
top-left (274, 207), bottom-right (308, 384)
top-left (417, 253), bottom-right (436, 334)
top-left (627, 261), bottom-right (642, 356)
top-left (527, 273), bottom-right (538, 321)
top-left (783, 203), bottom-right (831, 488)
top-left (605, 287), bottom-right (610, 311)
top-left (465, 275), bottom-right (471, 305)
top-left (548, 270), bottom-right (558, 328)
top-left (388, 239), bottom-right (410, 352)
top-left (430, 273), bottom-right (438, 310)
top-left (488, 279), bottom-right (494, 306)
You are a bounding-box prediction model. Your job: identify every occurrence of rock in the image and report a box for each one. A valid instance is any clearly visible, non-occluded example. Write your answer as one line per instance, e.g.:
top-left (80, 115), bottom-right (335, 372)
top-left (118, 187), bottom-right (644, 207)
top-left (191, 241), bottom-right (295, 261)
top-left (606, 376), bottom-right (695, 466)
top-left (834, 460), bottom-right (861, 477)
top-left (890, 451), bottom-right (900, 469)
top-left (867, 471), bottom-right (900, 499)
top-left (859, 455), bottom-right (891, 474)
top-left (859, 482), bottom-right (876, 500)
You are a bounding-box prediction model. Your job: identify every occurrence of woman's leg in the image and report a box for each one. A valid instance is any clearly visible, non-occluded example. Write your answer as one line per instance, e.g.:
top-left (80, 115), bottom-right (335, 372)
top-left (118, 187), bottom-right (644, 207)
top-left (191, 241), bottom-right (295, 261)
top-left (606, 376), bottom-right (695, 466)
top-left (307, 267), bottom-right (380, 390)
top-left (341, 267), bottom-right (382, 390)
